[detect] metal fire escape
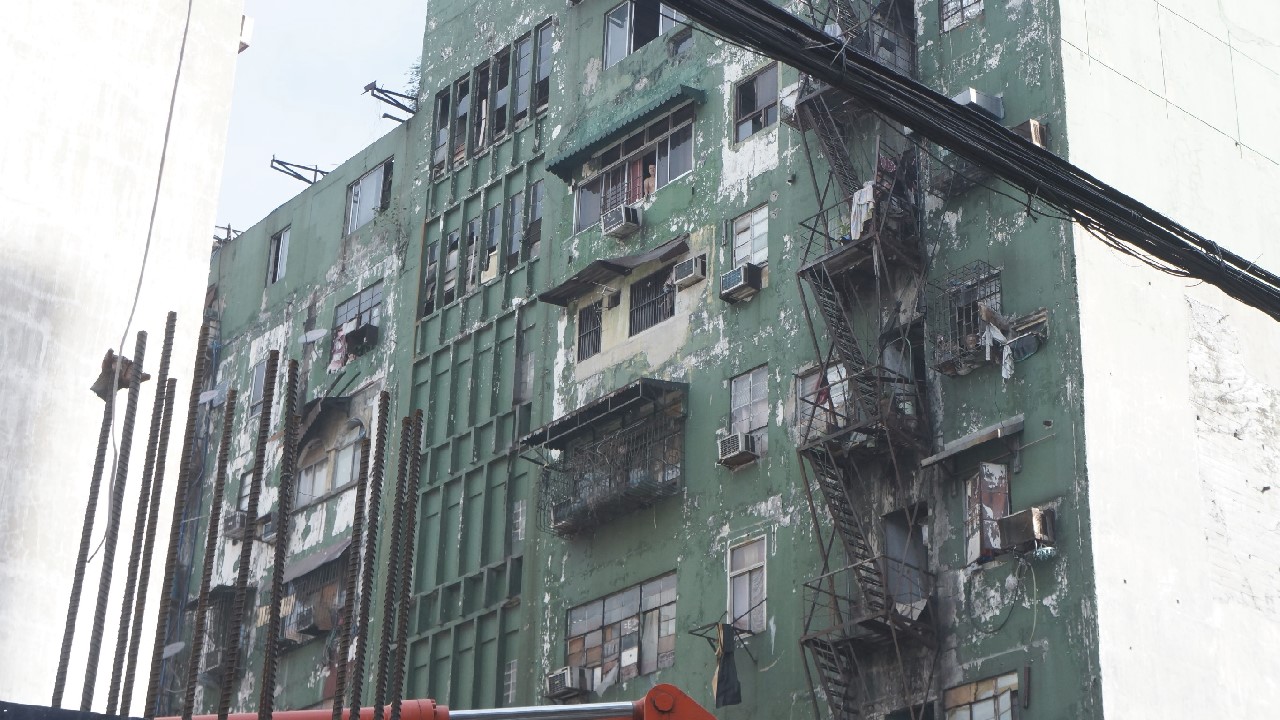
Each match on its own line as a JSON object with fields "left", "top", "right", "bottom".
{"left": 789, "top": 2, "right": 936, "bottom": 718}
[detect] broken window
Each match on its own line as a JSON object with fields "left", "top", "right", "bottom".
{"left": 505, "top": 191, "right": 525, "bottom": 268}
{"left": 730, "top": 365, "right": 769, "bottom": 455}
{"left": 483, "top": 203, "right": 503, "bottom": 275}
{"left": 422, "top": 241, "right": 439, "bottom": 317}
{"left": 732, "top": 204, "right": 769, "bottom": 266}
{"left": 513, "top": 35, "right": 533, "bottom": 123}
{"left": 577, "top": 301, "right": 603, "bottom": 361}
{"left": 534, "top": 21, "right": 553, "bottom": 110}
{"left": 929, "top": 261, "right": 1003, "bottom": 376}
{"left": 492, "top": 50, "right": 511, "bottom": 140}
{"left": 331, "top": 282, "right": 384, "bottom": 363}
{"left": 527, "top": 179, "right": 544, "bottom": 258}
{"left": 575, "top": 103, "right": 695, "bottom": 232}
{"left": 566, "top": 572, "right": 676, "bottom": 689}
{"left": 471, "top": 62, "right": 491, "bottom": 153}
{"left": 734, "top": 63, "right": 778, "bottom": 142}
{"left": 628, "top": 265, "right": 675, "bottom": 335}
{"left": 462, "top": 217, "right": 482, "bottom": 294}
{"left": 965, "top": 462, "right": 1010, "bottom": 564}
{"left": 728, "top": 537, "right": 765, "bottom": 633}
{"left": 248, "top": 360, "right": 267, "bottom": 417}
{"left": 237, "top": 471, "right": 252, "bottom": 512}
{"left": 344, "top": 159, "right": 393, "bottom": 234}
{"left": 432, "top": 89, "right": 451, "bottom": 173}
{"left": 941, "top": 0, "right": 983, "bottom": 32}
{"left": 502, "top": 659, "right": 518, "bottom": 705}
{"left": 282, "top": 554, "right": 345, "bottom": 645}
{"left": 452, "top": 76, "right": 470, "bottom": 163}
{"left": 603, "top": 1, "right": 683, "bottom": 69}
{"left": 944, "top": 672, "right": 1019, "bottom": 720}
{"left": 267, "top": 227, "right": 289, "bottom": 285}
{"left": 442, "top": 230, "right": 460, "bottom": 305}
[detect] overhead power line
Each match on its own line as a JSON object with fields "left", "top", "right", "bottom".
{"left": 662, "top": 0, "right": 1280, "bottom": 322}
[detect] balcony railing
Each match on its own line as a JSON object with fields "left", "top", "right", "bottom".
{"left": 802, "top": 556, "right": 934, "bottom": 648}
{"left": 798, "top": 365, "right": 922, "bottom": 449}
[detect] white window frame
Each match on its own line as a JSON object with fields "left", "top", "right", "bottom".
{"left": 248, "top": 360, "right": 267, "bottom": 417}
{"left": 730, "top": 365, "right": 769, "bottom": 455}
{"left": 732, "top": 63, "right": 779, "bottom": 143}
{"left": 295, "top": 456, "right": 331, "bottom": 507}
{"left": 604, "top": 2, "right": 688, "bottom": 69}
{"left": 345, "top": 159, "right": 392, "bottom": 234}
{"left": 267, "top": 227, "right": 289, "bottom": 285}
{"left": 732, "top": 205, "right": 769, "bottom": 266}
{"left": 727, "top": 536, "right": 766, "bottom": 634}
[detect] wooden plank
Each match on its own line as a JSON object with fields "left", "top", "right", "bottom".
{"left": 920, "top": 414, "right": 1024, "bottom": 468}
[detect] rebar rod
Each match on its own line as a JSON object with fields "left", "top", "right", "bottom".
{"left": 122, "top": 375, "right": 178, "bottom": 717}
{"left": 348, "top": 392, "right": 390, "bottom": 720}
{"left": 52, "top": 388, "right": 116, "bottom": 707}
{"left": 219, "top": 351, "right": 279, "bottom": 720}
{"left": 373, "top": 417, "right": 413, "bottom": 720}
{"left": 182, "top": 389, "right": 237, "bottom": 718}
{"left": 83, "top": 330, "right": 148, "bottom": 711}
{"left": 388, "top": 412, "right": 423, "bottom": 720}
{"left": 258, "top": 358, "right": 299, "bottom": 720}
{"left": 110, "top": 313, "right": 176, "bottom": 715}
{"left": 331, "top": 437, "right": 372, "bottom": 720}
{"left": 146, "top": 323, "right": 211, "bottom": 719}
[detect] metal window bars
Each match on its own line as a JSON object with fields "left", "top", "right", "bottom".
{"left": 927, "top": 260, "right": 1002, "bottom": 375}
{"left": 629, "top": 268, "right": 675, "bottom": 335}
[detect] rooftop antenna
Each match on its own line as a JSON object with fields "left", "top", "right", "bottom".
{"left": 270, "top": 156, "right": 328, "bottom": 185}
{"left": 363, "top": 80, "right": 418, "bottom": 115}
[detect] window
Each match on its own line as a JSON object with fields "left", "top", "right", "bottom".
{"left": 296, "top": 455, "right": 331, "bottom": 506}
{"left": 422, "top": 241, "right": 439, "bottom": 317}
{"left": 471, "top": 62, "right": 491, "bottom": 154}
{"left": 734, "top": 64, "right": 778, "bottom": 142}
{"left": 502, "top": 660, "right": 518, "bottom": 705}
{"left": 534, "top": 22, "right": 553, "bottom": 110}
{"left": 514, "top": 344, "right": 534, "bottom": 405}
{"left": 462, "top": 217, "right": 482, "bottom": 293}
{"left": 248, "top": 360, "right": 267, "bottom": 417}
{"left": 237, "top": 472, "right": 252, "bottom": 512}
{"left": 332, "top": 282, "right": 384, "bottom": 362}
{"left": 577, "top": 301, "right": 603, "bottom": 360}
{"left": 728, "top": 538, "right": 765, "bottom": 633}
{"left": 628, "top": 266, "right": 674, "bottom": 336}
{"left": 432, "top": 90, "right": 451, "bottom": 173}
{"left": 575, "top": 104, "right": 695, "bottom": 232}
{"left": 345, "top": 160, "right": 393, "bottom": 234}
{"left": 282, "top": 555, "right": 346, "bottom": 643}
{"left": 483, "top": 203, "right": 503, "bottom": 274}
{"left": 527, "top": 180, "right": 544, "bottom": 258}
{"left": 511, "top": 499, "right": 527, "bottom": 545}
{"left": 442, "top": 231, "right": 460, "bottom": 305}
{"left": 513, "top": 35, "right": 533, "bottom": 122}
{"left": 730, "top": 366, "right": 769, "bottom": 455}
{"left": 603, "top": 2, "right": 684, "bottom": 69}
{"left": 452, "top": 76, "right": 470, "bottom": 163}
{"left": 966, "top": 462, "right": 1010, "bottom": 564}
{"left": 267, "top": 228, "right": 289, "bottom": 285}
{"left": 944, "top": 672, "right": 1019, "bottom": 720}
{"left": 941, "top": 0, "right": 982, "bottom": 32}
{"left": 492, "top": 50, "right": 512, "bottom": 140}
{"left": 732, "top": 205, "right": 769, "bottom": 266}
{"left": 505, "top": 191, "right": 525, "bottom": 268}
{"left": 331, "top": 436, "right": 361, "bottom": 490}
{"left": 566, "top": 572, "right": 676, "bottom": 688}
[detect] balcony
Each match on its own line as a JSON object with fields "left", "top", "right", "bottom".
{"left": 523, "top": 379, "right": 687, "bottom": 537}
{"left": 798, "top": 364, "right": 924, "bottom": 453}
{"left": 802, "top": 556, "right": 934, "bottom": 651}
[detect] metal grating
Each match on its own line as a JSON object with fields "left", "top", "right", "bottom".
{"left": 927, "top": 261, "right": 1002, "bottom": 375}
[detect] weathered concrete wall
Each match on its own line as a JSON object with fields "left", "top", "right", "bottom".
{"left": 1059, "top": 0, "right": 1280, "bottom": 715}
{"left": 0, "top": 0, "right": 243, "bottom": 707}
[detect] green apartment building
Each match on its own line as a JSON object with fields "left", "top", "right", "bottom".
{"left": 166, "top": 0, "right": 1280, "bottom": 718}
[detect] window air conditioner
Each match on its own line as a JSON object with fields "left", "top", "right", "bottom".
{"left": 717, "top": 432, "right": 758, "bottom": 468}
{"left": 719, "top": 263, "right": 763, "bottom": 303}
{"left": 223, "top": 510, "right": 248, "bottom": 541}
{"left": 998, "top": 506, "right": 1055, "bottom": 551}
{"left": 346, "top": 323, "right": 380, "bottom": 356}
{"left": 602, "top": 205, "right": 641, "bottom": 239}
{"left": 672, "top": 255, "right": 707, "bottom": 289}
{"left": 1012, "top": 119, "right": 1048, "bottom": 148}
{"left": 545, "top": 666, "right": 590, "bottom": 699}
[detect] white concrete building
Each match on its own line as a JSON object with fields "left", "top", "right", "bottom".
{"left": 0, "top": 0, "right": 245, "bottom": 709}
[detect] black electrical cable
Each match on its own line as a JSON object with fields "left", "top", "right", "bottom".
{"left": 662, "top": 0, "right": 1280, "bottom": 321}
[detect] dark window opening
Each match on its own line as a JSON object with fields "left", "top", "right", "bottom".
{"left": 453, "top": 76, "right": 470, "bottom": 163}
{"left": 629, "top": 266, "right": 674, "bottom": 336}
{"left": 442, "top": 231, "right": 460, "bottom": 305}
{"left": 461, "top": 217, "right": 481, "bottom": 294}
{"left": 422, "top": 241, "right": 439, "bottom": 317}
{"left": 506, "top": 191, "right": 525, "bottom": 268}
{"left": 734, "top": 63, "right": 778, "bottom": 142}
{"left": 492, "top": 50, "right": 511, "bottom": 139}
{"left": 527, "top": 180, "right": 544, "bottom": 258}
{"left": 267, "top": 227, "right": 289, "bottom": 285}
{"left": 605, "top": 1, "right": 673, "bottom": 68}
{"left": 331, "top": 282, "right": 384, "bottom": 363}
{"left": 577, "top": 302, "right": 603, "bottom": 361}
{"left": 534, "top": 22, "right": 553, "bottom": 110}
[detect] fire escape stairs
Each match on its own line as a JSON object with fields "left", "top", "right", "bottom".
{"left": 805, "top": 447, "right": 884, "bottom": 608}
{"left": 805, "top": 635, "right": 862, "bottom": 720}
{"left": 800, "top": 263, "right": 880, "bottom": 422}
{"left": 796, "top": 93, "right": 863, "bottom": 202}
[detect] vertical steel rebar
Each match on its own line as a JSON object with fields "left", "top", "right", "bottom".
{"left": 348, "top": 392, "right": 390, "bottom": 720}
{"left": 331, "top": 436, "right": 372, "bottom": 720}
{"left": 373, "top": 417, "right": 413, "bottom": 720}
{"left": 181, "top": 389, "right": 237, "bottom": 718}
{"left": 122, "top": 375, "right": 178, "bottom": 717}
{"left": 258, "top": 358, "right": 299, "bottom": 720}
{"left": 146, "top": 323, "right": 211, "bottom": 719}
{"left": 83, "top": 330, "right": 148, "bottom": 711}
{"left": 388, "top": 411, "right": 424, "bottom": 720}
{"left": 218, "top": 351, "right": 279, "bottom": 720}
{"left": 110, "top": 313, "right": 176, "bottom": 715}
{"left": 52, "top": 387, "right": 116, "bottom": 707}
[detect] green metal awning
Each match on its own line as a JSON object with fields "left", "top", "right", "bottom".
{"left": 545, "top": 84, "right": 705, "bottom": 181}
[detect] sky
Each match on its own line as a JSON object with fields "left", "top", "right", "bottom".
{"left": 215, "top": 0, "right": 429, "bottom": 232}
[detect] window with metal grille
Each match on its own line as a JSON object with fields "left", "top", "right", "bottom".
{"left": 941, "top": 0, "right": 982, "bottom": 32}
{"left": 628, "top": 266, "right": 674, "bottom": 336}
{"left": 733, "top": 64, "right": 778, "bottom": 142}
{"left": 333, "top": 282, "right": 383, "bottom": 331}
{"left": 578, "top": 302, "right": 603, "bottom": 360}
{"left": 566, "top": 572, "right": 676, "bottom": 682}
